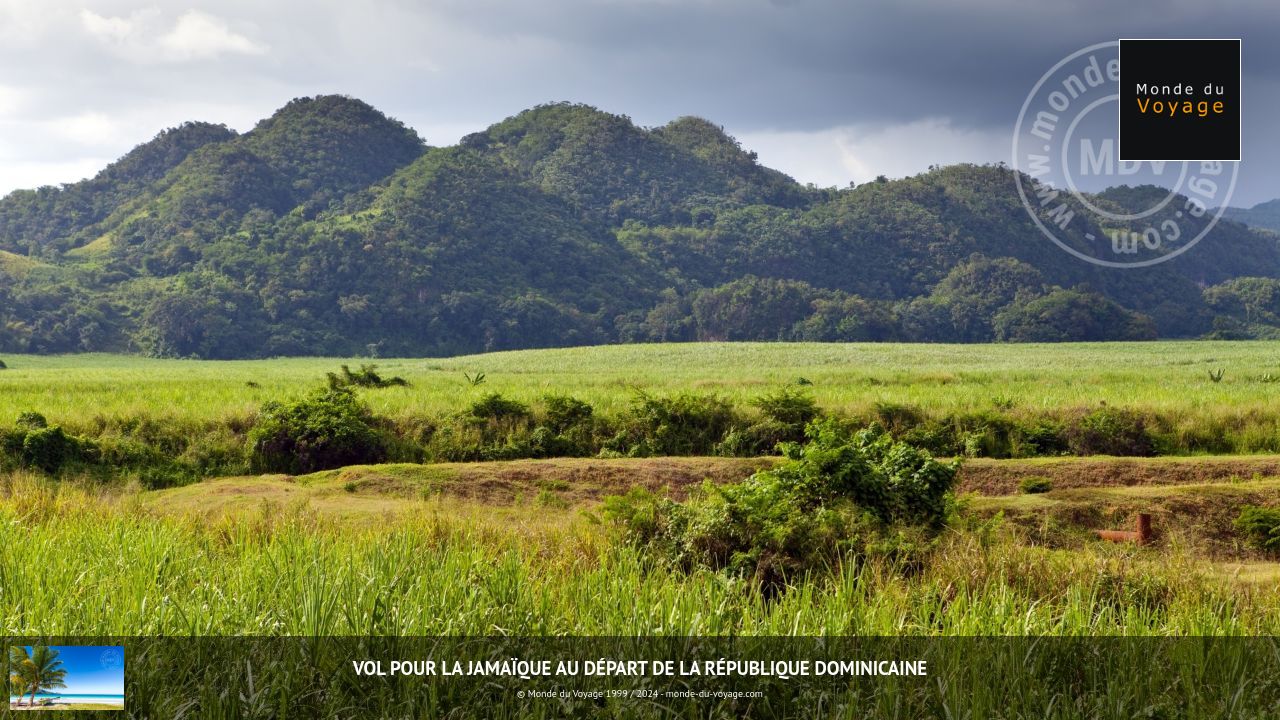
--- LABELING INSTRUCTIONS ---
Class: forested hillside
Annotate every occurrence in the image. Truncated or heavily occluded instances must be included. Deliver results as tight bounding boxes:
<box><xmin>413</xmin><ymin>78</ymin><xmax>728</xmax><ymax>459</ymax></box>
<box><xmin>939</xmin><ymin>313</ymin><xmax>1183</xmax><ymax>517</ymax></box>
<box><xmin>2</xmin><ymin>95</ymin><xmax>1278</xmax><ymax>357</ymax></box>
<box><xmin>1223</xmin><ymin>199</ymin><xmax>1280</xmax><ymax>234</ymax></box>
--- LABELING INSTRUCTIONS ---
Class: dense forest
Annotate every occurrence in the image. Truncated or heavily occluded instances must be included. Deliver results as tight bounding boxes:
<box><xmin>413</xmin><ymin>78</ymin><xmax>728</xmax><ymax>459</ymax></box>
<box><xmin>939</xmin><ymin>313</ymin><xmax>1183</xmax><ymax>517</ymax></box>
<box><xmin>2</xmin><ymin>95</ymin><xmax>1280</xmax><ymax>358</ymax></box>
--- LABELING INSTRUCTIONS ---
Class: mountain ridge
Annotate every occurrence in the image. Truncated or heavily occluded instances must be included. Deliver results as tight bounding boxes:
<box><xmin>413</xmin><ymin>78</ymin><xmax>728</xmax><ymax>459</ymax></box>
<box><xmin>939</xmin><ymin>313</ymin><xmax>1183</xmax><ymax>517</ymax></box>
<box><xmin>1222</xmin><ymin>198</ymin><xmax>1280</xmax><ymax>234</ymax></box>
<box><xmin>2</xmin><ymin>95</ymin><xmax>1278</xmax><ymax>357</ymax></box>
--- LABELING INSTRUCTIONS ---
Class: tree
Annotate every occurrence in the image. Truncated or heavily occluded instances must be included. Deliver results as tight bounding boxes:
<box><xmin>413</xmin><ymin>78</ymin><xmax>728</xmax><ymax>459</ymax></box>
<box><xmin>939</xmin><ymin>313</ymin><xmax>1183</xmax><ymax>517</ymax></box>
<box><xmin>994</xmin><ymin>287</ymin><xmax>1157</xmax><ymax>342</ymax></box>
<box><xmin>8</xmin><ymin>646</ymin><xmax>67</xmax><ymax>707</ymax></box>
<box><xmin>248</xmin><ymin>389</ymin><xmax>390</xmax><ymax>474</ymax></box>
<box><xmin>690</xmin><ymin>276</ymin><xmax>824</xmax><ymax>341</ymax></box>
<box><xmin>7</xmin><ymin>646</ymin><xmax>29</xmax><ymax>705</ymax></box>
<box><xmin>928</xmin><ymin>255</ymin><xmax>1045</xmax><ymax>341</ymax></box>
<box><xmin>1204</xmin><ymin>277</ymin><xmax>1280</xmax><ymax>328</ymax></box>
<box><xmin>7</xmin><ymin>98</ymin><xmax>1280</xmax><ymax>354</ymax></box>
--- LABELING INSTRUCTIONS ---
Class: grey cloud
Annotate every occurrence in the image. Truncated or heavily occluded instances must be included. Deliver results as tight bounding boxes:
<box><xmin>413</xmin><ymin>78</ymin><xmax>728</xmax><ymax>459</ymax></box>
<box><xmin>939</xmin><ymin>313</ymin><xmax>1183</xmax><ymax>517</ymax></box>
<box><xmin>0</xmin><ymin>0</ymin><xmax>1275</xmax><ymax>204</ymax></box>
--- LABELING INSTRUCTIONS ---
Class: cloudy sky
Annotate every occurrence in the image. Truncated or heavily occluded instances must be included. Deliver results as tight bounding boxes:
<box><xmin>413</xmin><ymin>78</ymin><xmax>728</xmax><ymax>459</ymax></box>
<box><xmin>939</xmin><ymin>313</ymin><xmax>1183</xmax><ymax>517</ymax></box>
<box><xmin>1</xmin><ymin>0</ymin><xmax>1277</xmax><ymax>205</ymax></box>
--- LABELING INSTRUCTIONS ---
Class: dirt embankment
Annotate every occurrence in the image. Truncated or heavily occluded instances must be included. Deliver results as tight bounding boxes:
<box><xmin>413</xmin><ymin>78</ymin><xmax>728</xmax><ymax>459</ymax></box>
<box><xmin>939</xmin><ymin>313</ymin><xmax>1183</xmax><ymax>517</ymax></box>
<box><xmin>400</xmin><ymin>454</ymin><xmax>1280</xmax><ymax>501</ymax></box>
<box><xmin>296</xmin><ymin>454</ymin><xmax>1280</xmax><ymax>504</ymax></box>
<box><xmin>322</xmin><ymin>456</ymin><xmax>780</xmax><ymax>505</ymax></box>
<box><xmin>154</xmin><ymin>454</ymin><xmax>1280</xmax><ymax>525</ymax></box>
<box><xmin>957</xmin><ymin>456</ymin><xmax>1280</xmax><ymax>495</ymax></box>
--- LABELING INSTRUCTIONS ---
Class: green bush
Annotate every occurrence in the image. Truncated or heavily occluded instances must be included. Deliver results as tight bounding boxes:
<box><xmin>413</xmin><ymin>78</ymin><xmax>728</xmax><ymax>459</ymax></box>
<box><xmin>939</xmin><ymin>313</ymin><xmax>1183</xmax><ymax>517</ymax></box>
<box><xmin>539</xmin><ymin>395</ymin><xmax>600</xmax><ymax>456</ymax></box>
<box><xmin>607</xmin><ymin>391</ymin><xmax>740</xmax><ymax>457</ymax></box>
<box><xmin>604</xmin><ymin>420</ymin><xmax>959</xmax><ymax>592</ymax></box>
<box><xmin>1065</xmin><ymin>406</ymin><xmax>1155</xmax><ymax>456</ymax></box>
<box><xmin>872</xmin><ymin>401</ymin><xmax>925</xmax><ymax>433</ymax></box>
<box><xmin>326</xmin><ymin>364</ymin><xmax>408</xmax><ymax>390</ymax></box>
<box><xmin>426</xmin><ymin>395</ymin><xmax>600</xmax><ymax>462</ymax></box>
<box><xmin>90</xmin><ymin>436</ymin><xmax>200</xmax><ymax>489</ymax></box>
<box><xmin>16</xmin><ymin>411</ymin><xmax>47</xmax><ymax>430</ymax></box>
<box><xmin>468</xmin><ymin>393</ymin><xmax>531</xmax><ymax>422</ymax></box>
<box><xmin>1019</xmin><ymin>476</ymin><xmax>1053</xmax><ymax>494</ymax></box>
<box><xmin>21</xmin><ymin>425</ymin><xmax>94</xmax><ymax>474</ymax></box>
<box><xmin>952</xmin><ymin>411</ymin><xmax>1018</xmax><ymax>458</ymax></box>
<box><xmin>1</xmin><ymin>412</ymin><xmax>97</xmax><ymax>474</ymax></box>
<box><xmin>542</xmin><ymin>395</ymin><xmax>593</xmax><ymax>433</ymax></box>
<box><xmin>900</xmin><ymin>421</ymin><xmax>960</xmax><ymax>456</ymax></box>
<box><xmin>0</xmin><ymin>427</ymin><xmax>23</xmax><ymax>464</ymax></box>
<box><xmin>493</xmin><ymin>425</ymin><xmax>578</xmax><ymax>460</ymax></box>
<box><xmin>717</xmin><ymin>387</ymin><xmax>822</xmax><ymax>455</ymax></box>
<box><xmin>1017</xmin><ymin>418</ymin><xmax>1068</xmax><ymax>456</ymax></box>
<box><xmin>1234</xmin><ymin>506</ymin><xmax>1280</xmax><ymax>555</ymax></box>
<box><xmin>752</xmin><ymin>387</ymin><xmax>819</xmax><ymax>428</ymax></box>
<box><xmin>716</xmin><ymin>419</ymin><xmax>796</xmax><ymax>457</ymax></box>
<box><xmin>249</xmin><ymin>389</ymin><xmax>390</xmax><ymax>474</ymax></box>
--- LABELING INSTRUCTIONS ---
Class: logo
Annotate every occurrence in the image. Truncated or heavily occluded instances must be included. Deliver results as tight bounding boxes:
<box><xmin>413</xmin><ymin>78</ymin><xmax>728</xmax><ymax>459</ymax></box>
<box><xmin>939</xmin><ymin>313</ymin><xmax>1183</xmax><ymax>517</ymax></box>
<box><xmin>1119</xmin><ymin>39</ymin><xmax>1241</xmax><ymax>161</ymax></box>
<box><xmin>100</xmin><ymin>647</ymin><xmax>123</xmax><ymax>670</ymax></box>
<box><xmin>1012</xmin><ymin>41</ymin><xmax>1238</xmax><ymax>268</ymax></box>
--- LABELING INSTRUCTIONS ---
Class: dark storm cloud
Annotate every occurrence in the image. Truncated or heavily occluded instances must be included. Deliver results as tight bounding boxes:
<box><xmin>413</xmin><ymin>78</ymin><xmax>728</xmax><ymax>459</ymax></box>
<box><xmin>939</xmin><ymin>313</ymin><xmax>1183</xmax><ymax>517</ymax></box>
<box><xmin>1</xmin><ymin>0</ymin><xmax>1276</xmax><ymax>203</ymax></box>
<box><xmin>406</xmin><ymin>0</ymin><xmax>1280</xmax><ymax>130</ymax></box>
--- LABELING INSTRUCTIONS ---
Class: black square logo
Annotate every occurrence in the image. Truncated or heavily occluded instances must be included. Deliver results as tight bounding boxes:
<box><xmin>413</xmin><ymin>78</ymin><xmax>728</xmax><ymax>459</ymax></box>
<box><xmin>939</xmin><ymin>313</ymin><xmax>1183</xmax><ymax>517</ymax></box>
<box><xmin>1119</xmin><ymin>39</ymin><xmax>1240</xmax><ymax>161</ymax></box>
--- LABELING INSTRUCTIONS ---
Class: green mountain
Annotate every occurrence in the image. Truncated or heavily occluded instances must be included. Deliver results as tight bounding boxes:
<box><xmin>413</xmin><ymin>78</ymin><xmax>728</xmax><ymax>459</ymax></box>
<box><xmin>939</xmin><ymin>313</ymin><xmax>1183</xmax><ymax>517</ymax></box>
<box><xmin>0</xmin><ymin>121</ymin><xmax>236</xmax><ymax>255</ymax></box>
<box><xmin>1222</xmin><ymin>199</ymin><xmax>1280</xmax><ymax>234</ymax></box>
<box><xmin>2</xmin><ymin>97</ymin><xmax>1279</xmax><ymax>357</ymax></box>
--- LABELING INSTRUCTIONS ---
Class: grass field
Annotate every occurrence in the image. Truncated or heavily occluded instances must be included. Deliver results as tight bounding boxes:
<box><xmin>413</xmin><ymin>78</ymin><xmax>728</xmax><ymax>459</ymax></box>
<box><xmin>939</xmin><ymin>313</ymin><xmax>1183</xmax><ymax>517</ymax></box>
<box><xmin>2</xmin><ymin>466</ymin><xmax>1278</xmax><ymax>637</ymax></box>
<box><xmin>3</xmin><ymin>341</ymin><xmax>1280</xmax><ymax>426</ymax></box>
<box><xmin>1</xmin><ymin>343</ymin><xmax>1279</xmax><ymax>643</ymax></box>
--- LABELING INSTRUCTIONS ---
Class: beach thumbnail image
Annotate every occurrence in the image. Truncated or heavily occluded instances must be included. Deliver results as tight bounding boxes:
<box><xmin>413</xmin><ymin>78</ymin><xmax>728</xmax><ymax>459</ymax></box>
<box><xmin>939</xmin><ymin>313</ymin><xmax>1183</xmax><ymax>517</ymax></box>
<box><xmin>8</xmin><ymin>646</ymin><xmax>124</xmax><ymax>711</ymax></box>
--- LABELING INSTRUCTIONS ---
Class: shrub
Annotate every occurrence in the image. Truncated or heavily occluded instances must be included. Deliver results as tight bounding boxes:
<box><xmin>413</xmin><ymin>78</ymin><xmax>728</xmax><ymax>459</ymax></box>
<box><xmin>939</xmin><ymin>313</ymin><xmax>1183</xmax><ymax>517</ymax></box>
<box><xmin>326</xmin><ymin>364</ymin><xmax>408</xmax><ymax>390</ymax></box>
<box><xmin>1064</xmin><ymin>406</ymin><xmax>1155</xmax><ymax>456</ymax></box>
<box><xmin>249</xmin><ymin>389</ymin><xmax>389</xmax><ymax>474</ymax></box>
<box><xmin>21</xmin><ymin>426</ymin><xmax>94</xmax><ymax>474</ymax></box>
<box><xmin>16</xmin><ymin>411</ymin><xmax>47</xmax><ymax>430</ymax></box>
<box><xmin>468</xmin><ymin>393</ymin><xmax>531</xmax><ymax>422</ymax></box>
<box><xmin>604</xmin><ymin>420</ymin><xmax>959</xmax><ymax>592</ymax></box>
<box><xmin>0</xmin><ymin>428</ymin><xmax>23</xmax><ymax>465</ymax></box>
<box><xmin>524</xmin><ymin>425</ymin><xmax>578</xmax><ymax>459</ymax></box>
<box><xmin>422</xmin><ymin>394</ymin><xmax>538</xmax><ymax>462</ymax></box>
<box><xmin>2</xmin><ymin>412</ymin><xmax>96</xmax><ymax>474</ymax></box>
<box><xmin>608</xmin><ymin>392</ymin><xmax>739</xmax><ymax>457</ymax></box>
<box><xmin>1019</xmin><ymin>476</ymin><xmax>1053</xmax><ymax>494</ymax></box>
<box><xmin>752</xmin><ymin>387</ymin><xmax>819</xmax><ymax>427</ymax></box>
<box><xmin>872</xmin><ymin>402</ymin><xmax>925</xmax><ymax>434</ymax></box>
<box><xmin>423</xmin><ymin>423</ymin><xmax>489</xmax><ymax>462</ymax></box>
<box><xmin>1017</xmin><ymin>418</ymin><xmax>1068</xmax><ymax>456</ymax></box>
<box><xmin>90</xmin><ymin>437</ymin><xmax>192</xmax><ymax>489</ymax></box>
<box><xmin>718</xmin><ymin>387</ymin><xmax>822</xmax><ymax>455</ymax></box>
<box><xmin>900</xmin><ymin>421</ymin><xmax>960</xmax><ymax>456</ymax></box>
<box><xmin>716</xmin><ymin>419</ymin><xmax>796</xmax><ymax>457</ymax></box>
<box><xmin>952</xmin><ymin>411</ymin><xmax>1018</xmax><ymax>458</ymax></box>
<box><xmin>532</xmin><ymin>395</ymin><xmax>600</xmax><ymax>457</ymax></box>
<box><xmin>1234</xmin><ymin>506</ymin><xmax>1280</xmax><ymax>555</ymax></box>
<box><xmin>428</xmin><ymin>401</ymin><xmax>560</xmax><ymax>463</ymax></box>
<box><xmin>542</xmin><ymin>395</ymin><xmax>593</xmax><ymax>434</ymax></box>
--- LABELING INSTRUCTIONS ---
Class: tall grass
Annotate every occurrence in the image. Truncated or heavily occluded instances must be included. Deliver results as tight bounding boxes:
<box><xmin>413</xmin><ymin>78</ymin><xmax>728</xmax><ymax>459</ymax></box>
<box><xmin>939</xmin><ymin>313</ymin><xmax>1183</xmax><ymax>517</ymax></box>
<box><xmin>1</xmin><ymin>473</ymin><xmax>1275</xmax><ymax>637</ymax></box>
<box><xmin>2</xmin><ymin>341</ymin><xmax>1280</xmax><ymax>424</ymax></box>
<box><xmin>6</xmin><ymin>343</ymin><xmax>1280</xmax><ymax>465</ymax></box>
